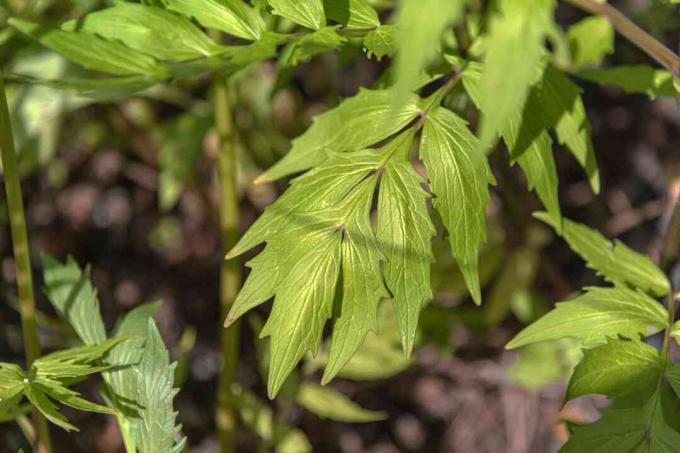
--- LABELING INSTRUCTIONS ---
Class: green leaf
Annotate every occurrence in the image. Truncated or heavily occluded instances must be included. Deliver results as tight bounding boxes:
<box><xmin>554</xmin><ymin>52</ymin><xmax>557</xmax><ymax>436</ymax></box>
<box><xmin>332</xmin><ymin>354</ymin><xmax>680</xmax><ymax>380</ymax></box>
<box><xmin>167</xmin><ymin>0</ymin><xmax>265</xmax><ymax>40</ymax></box>
<box><xmin>561</xmin><ymin>393</ymin><xmax>680</xmax><ymax>453</ymax></box>
<box><xmin>9</xmin><ymin>19</ymin><xmax>166</xmax><ymax>76</ymax></box>
<box><xmin>535</xmin><ymin>213</ymin><xmax>670</xmax><ymax>296</ymax></box>
<box><xmin>136</xmin><ymin>319</ymin><xmax>186</xmax><ymax>453</ymax></box>
<box><xmin>577</xmin><ymin>65</ymin><xmax>677</xmax><ymax>99</ymax></box>
<box><xmin>256</xmin><ymin>88</ymin><xmax>421</xmax><ymax>183</ymax></box>
<box><xmin>61</xmin><ymin>3</ymin><xmax>223</xmax><ymax>61</ymax></box>
<box><xmin>323</xmin><ymin>174</ymin><xmax>389</xmax><ymax>383</ymax></box>
<box><xmin>420</xmin><ymin>107</ymin><xmax>495</xmax><ymax>304</ymax></box>
<box><xmin>280</xmin><ymin>26</ymin><xmax>346</xmax><ymax>67</ymax></box>
<box><xmin>506</xmin><ymin>286</ymin><xmax>668</xmax><ymax>349</ymax></box>
<box><xmin>33</xmin><ymin>337</ymin><xmax>129</xmax><ymax>379</ymax></box>
<box><xmin>531</xmin><ymin>65</ymin><xmax>600</xmax><ymax>193</ymax></box>
<box><xmin>363</xmin><ymin>25</ymin><xmax>396</xmax><ymax>60</ymax></box>
<box><xmin>229</xmin><ymin>31</ymin><xmax>288</xmax><ymax>66</ymax></box>
<box><xmin>567</xmin><ymin>16</ymin><xmax>614</xmax><ymax>70</ymax></box>
<box><xmin>666</xmin><ymin>363</ymin><xmax>680</xmax><ymax>400</ymax></box>
<box><xmin>268</xmin><ymin>0</ymin><xmax>326</xmax><ymax>30</ymax></box>
<box><xmin>376</xmin><ymin>133</ymin><xmax>435</xmax><ymax>355</ymax></box>
<box><xmin>323</xmin><ymin>0</ymin><xmax>379</xmax><ymax>29</ymax></box>
<box><xmin>34</xmin><ymin>380</ymin><xmax>115</xmax><ymax>415</ymax></box>
<box><xmin>42</xmin><ymin>254</ymin><xmax>107</xmax><ymax>346</ymax></box>
<box><xmin>566</xmin><ymin>339</ymin><xmax>661</xmax><ymax>405</ymax></box>
<box><xmin>463</xmin><ymin>63</ymin><xmax>561</xmax><ymax>227</ymax></box>
<box><xmin>0</xmin><ymin>364</ymin><xmax>26</xmax><ymax>401</ymax></box>
<box><xmin>24</xmin><ymin>384</ymin><xmax>78</xmax><ymax>432</ymax></box>
<box><xmin>508</xmin><ymin>340</ymin><xmax>581</xmax><ymax>390</ymax></box>
<box><xmin>392</xmin><ymin>0</ymin><xmax>464</xmax><ymax>108</ymax></box>
<box><xmin>476</xmin><ymin>0</ymin><xmax>554</xmax><ymax>154</ymax></box>
<box><xmin>297</xmin><ymin>384</ymin><xmax>386</xmax><ymax>422</ymax></box>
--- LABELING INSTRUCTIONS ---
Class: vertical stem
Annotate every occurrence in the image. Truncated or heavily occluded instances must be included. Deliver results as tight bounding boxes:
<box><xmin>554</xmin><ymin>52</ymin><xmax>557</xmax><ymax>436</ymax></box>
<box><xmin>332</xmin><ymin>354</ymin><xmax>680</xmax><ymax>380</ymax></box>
<box><xmin>0</xmin><ymin>77</ymin><xmax>52</xmax><ymax>452</ymax></box>
<box><xmin>213</xmin><ymin>72</ymin><xmax>241</xmax><ymax>453</ymax></box>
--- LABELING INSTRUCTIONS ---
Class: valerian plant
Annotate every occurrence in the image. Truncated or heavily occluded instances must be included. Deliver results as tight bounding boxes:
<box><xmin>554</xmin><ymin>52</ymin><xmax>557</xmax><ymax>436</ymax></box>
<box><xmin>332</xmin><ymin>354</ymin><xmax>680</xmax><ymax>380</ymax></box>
<box><xmin>2</xmin><ymin>0</ymin><xmax>680</xmax><ymax>451</ymax></box>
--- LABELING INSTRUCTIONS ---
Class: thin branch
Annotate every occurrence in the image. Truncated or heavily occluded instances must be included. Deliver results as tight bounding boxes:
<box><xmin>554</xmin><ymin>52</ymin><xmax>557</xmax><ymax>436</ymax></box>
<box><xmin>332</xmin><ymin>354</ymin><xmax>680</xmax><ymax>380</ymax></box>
<box><xmin>566</xmin><ymin>0</ymin><xmax>680</xmax><ymax>78</ymax></box>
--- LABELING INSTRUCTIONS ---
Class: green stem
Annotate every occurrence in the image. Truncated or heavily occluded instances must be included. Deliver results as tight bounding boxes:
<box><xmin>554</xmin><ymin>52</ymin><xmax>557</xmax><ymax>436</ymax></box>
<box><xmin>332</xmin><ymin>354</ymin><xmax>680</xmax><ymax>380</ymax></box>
<box><xmin>0</xmin><ymin>76</ymin><xmax>52</xmax><ymax>452</ymax></box>
<box><xmin>566</xmin><ymin>0</ymin><xmax>680</xmax><ymax>78</ymax></box>
<box><xmin>213</xmin><ymin>72</ymin><xmax>241</xmax><ymax>453</ymax></box>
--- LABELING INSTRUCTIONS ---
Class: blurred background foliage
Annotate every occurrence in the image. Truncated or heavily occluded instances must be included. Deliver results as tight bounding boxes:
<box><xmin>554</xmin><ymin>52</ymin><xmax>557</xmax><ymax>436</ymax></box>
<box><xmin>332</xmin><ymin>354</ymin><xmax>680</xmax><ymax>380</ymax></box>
<box><xmin>0</xmin><ymin>0</ymin><xmax>679</xmax><ymax>451</ymax></box>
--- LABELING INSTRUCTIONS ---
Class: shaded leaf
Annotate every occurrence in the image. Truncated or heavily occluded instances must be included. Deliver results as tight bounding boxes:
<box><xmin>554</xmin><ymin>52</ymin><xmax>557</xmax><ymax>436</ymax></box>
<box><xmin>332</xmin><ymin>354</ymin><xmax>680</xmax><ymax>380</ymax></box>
<box><xmin>297</xmin><ymin>384</ymin><xmax>386</xmax><ymax>422</ymax></box>
<box><xmin>280</xmin><ymin>26</ymin><xmax>346</xmax><ymax>67</ymax></box>
<box><xmin>323</xmin><ymin>0</ymin><xmax>379</xmax><ymax>29</ymax></box>
<box><xmin>578</xmin><ymin>65</ymin><xmax>677</xmax><ymax>99</ymax></box>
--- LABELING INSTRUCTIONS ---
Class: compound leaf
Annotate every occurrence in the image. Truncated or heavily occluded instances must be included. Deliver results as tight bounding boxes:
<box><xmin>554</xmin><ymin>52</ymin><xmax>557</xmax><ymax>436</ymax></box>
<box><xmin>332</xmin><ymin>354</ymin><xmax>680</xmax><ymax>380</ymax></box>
<box><xmin>506</xmin><ymin>286</ymin><xmax>668</xmax><ymax>349</ymax></box>
<box><xmin>535</xmin><ymin>213</ymin><xmax>670</xmax><ymax>297</ymax></box>
<box><xmin>420</xmin><ymin>107</ymin><xmax>495</xmax><ymax>304</ymax></box>
<box><xmin>167</xmin><ymin>0</ymin><xmax>265</xmax><ymax>40</ymax></box>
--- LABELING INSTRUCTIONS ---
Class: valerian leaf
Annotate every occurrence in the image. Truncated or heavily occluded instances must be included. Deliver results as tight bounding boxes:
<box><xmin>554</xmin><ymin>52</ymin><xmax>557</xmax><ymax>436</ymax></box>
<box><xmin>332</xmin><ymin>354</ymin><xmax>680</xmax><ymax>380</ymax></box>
<box><xmin>463</xmin><ymin>63</ymin><xmax>561</xmax><ymax>227</ymax></box>
<box><xmin>567</xmin><ymin>16</ymin><xmax>614</xmax><ymax>70</ymax></box>
<box><xmin>256</xmin><ymin>88</ymin><xmax>421</xmax><ymax>183</ymax></box>
<box><xmin>297</xmin><ymin>383</ymin><xmax>386</xmax><ymax>422</ymax></box>
<box><xmin>530</xmin><ymin>65</ymin><xmax>600</xmax><ymax>193</ymax></box>
<box><xmin>363</xmin><ymin>25</ymin><xmax>396</xmax><ymax>59</ymax></box>
<box><xmin>476</xmin><ymin>0</ymin><xmax>555</xmax><ymax>154</ymax></box>
<box><xmin>506</xmin><ymin>286</ymin><xmax>668</xmax><ymax>349</ymax></box>
<box><xmin>323</xmin><ymin>0</ymin><xmax>380</xmax><ymax>29</ymax></box>
<box><xmin>24</xmin><ymin>384</ymin><xmax>78</xmax><ymax>432</ymax></box>
<box><xmin>61</xmin><ymin>3</ymin><xmax>223</xmax><ymax>61</ymax></box>
<box><xmin>376</xmin><ymin>133</ymin><xmax>435</xmax><ymax>355</ymax></box>
<box><xmin>420</xmin><ymin>107</ymin><xmax>495</xmax><ymax>305</ymax></box>
<box><xmin>535</xmin><ymin>213</ymin><xmax>670</xmax><ymax>296</ymax></box>
<box><xmin>577</xmin><ymin>65</ymin><xmax>677</xmax><ymax>99</ymax></box>
<box><xmin>280</xmin><ymin>26</ymin><xmax>347</xmax><ymax>67</ymax></box>
<box><xmin>566</xmin><ymin>338</ymin><xmax>661</xmax><ymax>405</ymax></box>
<box><xmin>9</xmin><ymin>19</ymin><xmax>166</xmax><ymax>76</ymax></box>
<box><xmin>561</xmin><ymin>393</ymin><xmax>680</xmax><ymax>453</ymax></box>
<box><xmin>167</xmin><ymin>0</ymin><xmax>265</xmax><ymax>40</ymax></box>
<box><xmin>42</xmin><ymin>254</ymin><xmax>107</xmax><ymax>346</ymax></box>
<box><xmin>392</xmin><ymin>0</ymin><xmax>465</xmax><ymax>109</ymax></box>
<box><xmin>268</xmin><ymin>0</ymin><xmax>326</xmax><ymax>30</ymax></box>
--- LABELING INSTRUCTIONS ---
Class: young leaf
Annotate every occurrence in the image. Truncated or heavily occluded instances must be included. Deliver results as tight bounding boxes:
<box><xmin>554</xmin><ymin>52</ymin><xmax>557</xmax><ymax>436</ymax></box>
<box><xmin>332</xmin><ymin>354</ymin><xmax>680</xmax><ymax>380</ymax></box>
<box><xmin>363</xmin><ymin>25</ymin><xmax>396</xmax><ymax>60</ymax></box>
<box><xmin>567</xmin><ymin>16</ymin><xmax>614</xmax><ymax>70</ymax></box>
<box><xmin>167</xmin><ymin>0</ymin><xmax>265</xmax><ymax>40</ymax></box>
<box><xmin>136</xmin><ymin>319</ymin><xmax>186</xmax><ymax>453</ymax></box>
<box><xmin>42</xmin><ymin>254</ymin><xmax>107</xmax><ymax>346</ymax></box>
<box><xmin>268</xmin><ymin>0</ymin><xmax>326</xmax><ymax>30</ymax></box>
<box><xmin>323</xmin><ymin>176</ymin><xmax>389</xmax><ymax>383</ymax></box>
<box><xmin>256</xmin><ymin>88</ymin><xmax>421</xmax><ymax>183</ymax></box>
<box><xmin>280</xmin><ymin>26</ymin><xmax>347</xmax><ymax>67</ymax></box>
<box><xmin>561</xmin><ymin>393</ymin><xmax>680</xmax><ymax>453</ymax></box>
<box><xmin>535</xmin><ymin>213</ymin><xmax>671</xmax><ymax>297</ymax></box>
<box><xmin>531</xmin><ymin>65</ymin><xmax>600</xmax><ymax>193</ymax></box>
<box><xmin>476</xmin><ymin>0</ymin><xmax>555</xmax><ymax>154</ymax></box>
<box><xmin>33</xmin><ymin>380</ymin><xmax>115</xmax><ymax>416</ymax></box>
<box><xmin>420</xmin><ymin>107</ymin><xmax>495</xmax><ymax>304</ymax></box>
<box><xmin>61</xmin><ymin>3</ymin><xmax>223</xmax><ymax>61</ymax></box>
<box><xmin>392</xmin><ymin>0</ymin><xmax>465</xmax><ymax>108</ymax></box>
<box><xmin>24</xmin><ymin>384</ymin><xmax>78</xmax><ymax>432</ymax></box>
<box><xmin>376</xmin><ymin>133</ymin><xmax>435</xmax><ymax>355</ymax></box>
<box><xmin>323</xmin><ymin>0</ymin><xmax>379</xmax><ymax>29</ymax></box>
<box><xmin>297</xmin><ymin>383</ymin><xmax>386</xmax><ymax>422</ymax></box>
<box><xmin>506</xmin><ymin>286</ymin><xmax>668</xmax><ymax>349</ymax></box>
<box><xmin>566</xmin><ymin>339</ymin><xmax>661</xmax><ymax>405</ymax></box>
<box><xmin>577</xmin><ymin>65</ymin><xmax>677</xmax><ymax>99</ymax></box>
<box><xmin>9</xmin><ymin>19</ymin><xmax>166</xmax><ymax>77</ymax></box>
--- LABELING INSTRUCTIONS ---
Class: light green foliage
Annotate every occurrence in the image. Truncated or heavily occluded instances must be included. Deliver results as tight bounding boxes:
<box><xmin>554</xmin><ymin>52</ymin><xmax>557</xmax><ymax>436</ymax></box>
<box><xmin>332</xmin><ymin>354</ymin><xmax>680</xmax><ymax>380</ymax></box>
<box><xmin>568</xmin><ymin>16</ymin><xmax>614</xmax><ymax>70</ymax></box>
<box><xmin>507</xmin><ymin>286</ymin><xmax>667</xmax><ymax>349</ymax></box>
<box><xmin>256</xmin><ymin>88</ymin><xmax>421</xmax><ymax>182</ymax></box>
<box><xmin>476</xmin><ymin>0</ymin><xmax>554</xmax><ymax>154</ymax></box>
<box><xmin>323</xmin><ymin>0</ymin><xmax>380</xmax><ymax>29</ymax></box>
<box><xmin>61</xmin><ymin>3</ymin><xmax>223</xmax><ymax>61</ymax></box>
<box><xmin>566</xmin><ymin>339</ymin><xmax>661</xmax><ymax>404</ymax></box>
<box><xmin>268</xmin><ymin>0</ymin><xmax>326</xmax><ymax>30</ymax></box>
<box><xmin>297</xmin><ymin>384</ymin><xmax>386</xmax><ymax>422</ymax></box>
<box><xmin>9</xmin><ymin>19</ymin><xmax>166</xmax><ymax>76</ymax></box>
<box><xmin>377</xmin><ymin>133</ymin><xmax>435</xmax><ymax>355</ymax></box>
<box><xmin>535</xmin><ymin>213</ymin><xmax>670</xmax><ymax>296</ymax></box>
<box><xmin>420</xmin><ymin>107</ymin><xmax>495</xmax><ymax>305</ymax></box>
<box><xmin>393</xmin><ymin>0</ymin><xmax>465</xmax><ymax>108</ymax></box>
<box><xmin>363</xmin><ymin>25</ymin><xmax>396</xmax><ymax>59</ymax></box>
<box><xmin>578</xmin><ymin>65</ymin><xmax>678</xmax><ymax>99</ymax></box>
<box><xmin>666</xmin><ymin>363</ymin><xmax>680</xmax><ymax>399</ymax></box>
<box><xmin>280</xmin><ymin>26</ymin><xmax>347</xmax><ymax>66</ymax></box>
<box><xmin>167</xmin><ymin>0</ymin><xmax>266</xmax><ymax>40</ymax></box>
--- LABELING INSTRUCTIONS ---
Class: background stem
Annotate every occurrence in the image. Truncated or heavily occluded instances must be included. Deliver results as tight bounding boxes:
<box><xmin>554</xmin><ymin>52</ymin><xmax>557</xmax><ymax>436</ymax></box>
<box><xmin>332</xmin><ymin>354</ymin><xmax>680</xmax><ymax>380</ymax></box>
<box><xmin>213</xmin><ymin>72</ymin><xmax>241</xmax><ymax>453</ymax></box>
<box><xmin>0</xmin><ymin>76</ymin><xmax>52</xmax><ymax>452</ymax></box>
<box><xmin>566</xmin><ymin>0</ymin><xmax>680</xmax><ymax>78</ymax></box>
